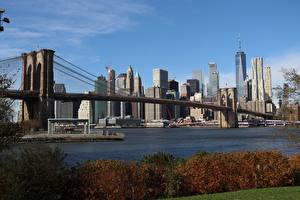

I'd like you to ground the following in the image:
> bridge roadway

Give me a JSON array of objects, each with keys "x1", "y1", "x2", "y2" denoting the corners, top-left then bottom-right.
[{"x1": 1, "y1": 89, "x2": 274, "y2": 118}]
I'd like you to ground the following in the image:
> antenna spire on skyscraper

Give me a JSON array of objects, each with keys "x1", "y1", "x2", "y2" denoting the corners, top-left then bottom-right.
[{"x1": 238, "y1": 33, "x2": 242, "y2": 51}]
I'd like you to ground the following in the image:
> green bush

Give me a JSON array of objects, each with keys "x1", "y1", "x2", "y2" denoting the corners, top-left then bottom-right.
[
  {"x1": 141, "y1": 152, "x2": 184, "y2": 198},
  {"x1": 0, "y1": 146, "x2": 68, "y2": 200},
  {"x1": 141, "y1": 152, "x2": 183, "y2": 167}
]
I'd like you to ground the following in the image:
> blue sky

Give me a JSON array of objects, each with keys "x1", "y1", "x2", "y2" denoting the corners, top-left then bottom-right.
[{"x1": 1, "y1": 0, "x2": 300, "y2": 92}]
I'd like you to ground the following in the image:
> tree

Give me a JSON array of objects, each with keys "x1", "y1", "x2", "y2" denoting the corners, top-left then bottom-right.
[
  {"x1": 280, "y1": 68, "x2": 300, "y2": 100},
  {"x1": 0, "y1": 68, "x2": 14, "y2": 122}
]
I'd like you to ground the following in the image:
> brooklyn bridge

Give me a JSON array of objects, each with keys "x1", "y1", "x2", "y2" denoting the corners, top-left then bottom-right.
[{"x1": 0, "y1": 49, "x2": 274, "y2": 129}]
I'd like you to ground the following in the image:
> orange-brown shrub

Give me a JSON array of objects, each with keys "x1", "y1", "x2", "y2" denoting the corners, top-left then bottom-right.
[
  {"x1": 63, "y1": 160, "x2": 169, "y2": 200},
  {"x1": 178, "y1": 151, "x2": 294, "y2": 195},
  {"x1": 289, "y1": 155, "x2": 300, "y2": 185}
]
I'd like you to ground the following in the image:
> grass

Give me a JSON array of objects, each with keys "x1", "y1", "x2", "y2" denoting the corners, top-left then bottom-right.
[{"x1": 167, "y1": 186, "x2": 300, "y2": 200}]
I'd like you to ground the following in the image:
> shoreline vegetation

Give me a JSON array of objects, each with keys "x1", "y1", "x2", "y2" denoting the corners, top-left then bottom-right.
[{"x1": 1, "y1": 147, "x2": 300, "y2": 200}]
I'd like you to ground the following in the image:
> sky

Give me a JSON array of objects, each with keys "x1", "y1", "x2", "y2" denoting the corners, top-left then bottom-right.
[{"x1": 1, "y1": 0, "x2": 300, "y2": 92}]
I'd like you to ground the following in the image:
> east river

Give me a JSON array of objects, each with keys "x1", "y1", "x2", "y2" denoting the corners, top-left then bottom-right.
[{"x1": 23, "y1": 127, "x2": 300, "y2": 163}]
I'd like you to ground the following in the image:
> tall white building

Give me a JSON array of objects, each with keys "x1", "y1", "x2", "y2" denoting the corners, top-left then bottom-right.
[
  {"x1": 54, "y1": 84, "x2": 73, "y2": 118},
  {"x1": 265, "y1": 66, "x2": 272, "y2": 100},
  {"x1": 251, "y1": 57, "x2": 265, "y2": 101}
]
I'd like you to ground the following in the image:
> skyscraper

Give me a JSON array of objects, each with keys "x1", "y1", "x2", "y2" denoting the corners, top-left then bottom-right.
[
  {"x1": 126, "y1": 65, "x2": 134, "y2": 94},
  {"x1": 145, "y1": 87, "x2": 167, "y2": 121},
  {"x1": 192, "y1": 69, "x2": 204, "y2": 93},
  {"x1": 153, "y1": 68, "x2": 168, "y2": 89},
  {"x1": 132, "y1": 72, "x2": 143, "y2": 119},
  {"x1": 168, "y1": 79, "x2": 179, "y2": 92},
  {"x1": 180, "y1": 83, "x2": 191, "y2": 98},
  {"x1": 264, "y1": 66, "x2": 272, "y2": 100},
  {"x1": 235, "y1": 45, "x2": 247, "y2": 100},
  {"x1": 94, "y1": 75, "x2": 107, "y2": 123},
  {"x1": 251, "y1": 57, "x2": 265, "y2": 101},
  {"x1": 187, "y1": 79, "x2": 199, "y2": 96},
  {"x1": 107, "y1": 68, "x2": 116, "y2": 117},
  {"x1": 116, "y1": 73, "x2": 127, "y2": 117},
  {"x1": 207, "y1": 62, "x2": 219, "y2": 97}
]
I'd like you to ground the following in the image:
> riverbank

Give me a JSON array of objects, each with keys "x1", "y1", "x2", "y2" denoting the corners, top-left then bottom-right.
[{"x1": 20, "y1": 133, "x2": 124, "y2": 143}]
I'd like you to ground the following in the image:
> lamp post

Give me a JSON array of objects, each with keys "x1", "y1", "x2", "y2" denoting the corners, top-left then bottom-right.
[{"x1": 0, "y1": 8, "x2": 10, "y2": 32}]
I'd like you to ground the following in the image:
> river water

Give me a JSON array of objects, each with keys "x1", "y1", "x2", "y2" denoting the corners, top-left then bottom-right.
[{"x1": 23, "y1": 127, "x2": 300, "y2": 163}]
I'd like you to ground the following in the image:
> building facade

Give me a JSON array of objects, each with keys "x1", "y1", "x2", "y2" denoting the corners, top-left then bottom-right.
[
  {"x1": 107, "y1": 68, "x2": 116, "y2": 117},
  {"x1": 192, "y1": 69, "x2": 204, "y2": 94},
  {"x1": 251, "y1": 57, "x2": 265, "y2": 101},
  {"x1": 235, "y1": 50, "x2": 247, "y2": 100},
  {"x1": 132, "y1": 72, "x2": 143, "y2": 119},
  {"x1": 180, "y1": 83, "x2": 191, "y2": 98},
  {"x1": 145, "y1": 87, "x2": 167, "y2": 121},
  {"x1": 207, "y1": 62, "x2": 219, "y2": 97},
  {"x1": 168, "y1": 79, "x2": 179, "y2": 92},
  {"x1": 94, "y1": 76, "x2": 107, "y2": 123},
  {"x1": 187, "y1": 79, "x2": 199, "y2": 96},
  {"x1": 265, "y1": 66, "x2": 272, "y2": 100},
  {"x1": 153, "y1": 68, "x2": 168, "y2": 89},
  {"x1": 54, "y1": 84, "x2": 73, "y2": 118},
  {"x1": 78, "y1": 100, "x2": 94, "y2": 123}
]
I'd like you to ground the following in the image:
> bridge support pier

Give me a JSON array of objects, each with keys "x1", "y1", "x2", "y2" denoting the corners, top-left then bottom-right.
[
  {"x1": 18, "y1": 49, "x2": 55, "y2": 130},
  {"x1": 218, "y1": 88, "x2": 238, "y2": 128}
]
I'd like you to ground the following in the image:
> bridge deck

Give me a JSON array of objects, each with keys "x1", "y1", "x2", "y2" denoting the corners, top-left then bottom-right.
[{"x1": 0, "y1": 89, "x2": 274, "y2": 117}]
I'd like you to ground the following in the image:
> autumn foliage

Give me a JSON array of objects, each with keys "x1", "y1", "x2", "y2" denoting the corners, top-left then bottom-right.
[
  {"x1": 178, "y1": 151, "x2": 294, "y2": 195},
  {"x1": 1, "y1": 148, "x2": 300, "y2": 199}
]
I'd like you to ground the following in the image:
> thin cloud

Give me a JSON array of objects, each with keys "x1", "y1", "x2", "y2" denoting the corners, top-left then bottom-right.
[
  {"x1": 0, "y1": 0, "x2": 152, "y2": 57},
  {"x1": 265, "y1": 51, "x2": 300, "y2": 87}
]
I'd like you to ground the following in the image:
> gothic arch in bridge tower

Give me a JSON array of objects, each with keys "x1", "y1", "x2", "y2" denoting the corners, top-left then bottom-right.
[
  {"x1": 18, "y1": 49, "x2": 55, "y2": 129},
  {"x1": 218, "y1": 88, "x2": 238, "y2": 128}
]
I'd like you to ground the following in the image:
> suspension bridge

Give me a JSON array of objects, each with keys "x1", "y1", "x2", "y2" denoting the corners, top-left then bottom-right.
[{"x1": 0, "y1": 49, "x2": 274, "y2": 129}]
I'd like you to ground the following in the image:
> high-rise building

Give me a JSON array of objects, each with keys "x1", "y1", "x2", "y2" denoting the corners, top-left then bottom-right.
[
  {"x1": 126, "y1": 66, "x2": 134, "y2": 116},
  {"x1": 235, "y1": 47, "x2": 247, "y2": 100},
  {"x1": 166, "y1": 90, "x2": 180, "y2": 120},
  {"x1": 132, "y1": 72, "x2": 143, "y2": 119},
  {"x1": 180, "y1": 83, "x2": 191, "y2": 98},
  {"x1": 54, "y1": 84, "x2": 73, "y2": 118},
  {"x1": 192, "y1": 69, "x2": 204, "y2": 93},
  {"x1": 207, "y1": 62, "x2": 219, "y2": 97},
  {"x1": 126, "y1": 65, "x2": 134, "y2": 94},
  {"x1": 145, "y1": 87, "x2": 167, "y2": 121},
  {"x1": 107, "y1": 68, "x2": 116, "y2": 117},
  {"x1": 153, "y1": 68, "x2": 168, "y2": 89},
  {"x1": 187, "y1": 79, "x2": 199, "y2": 96},
  {"x1": 251, "y1": 57, "x2": 265, "y2": 101},
  {"x1": 190, "y1": 92, "x2": 205, "y2": 121},
  {"x1": 168, "y1": 79, "x2": 179, "y2": 92},
  {"x1": 243, "y1": 77, "x2": 252, "y2": 101},
  {"x1": 116, "y1": 73, "x2": 128, "y2": 117},
  {"x1": 94, "y1": 76, "x2": 107, "y2": 123},
  {"x1": 265, "y1": 66, "x2": 272, "y2": 100}
]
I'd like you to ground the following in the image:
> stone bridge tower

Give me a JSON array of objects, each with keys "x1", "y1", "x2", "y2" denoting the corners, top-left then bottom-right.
[
  {"x1": 218, "y1": 88, "x2": 238, "y2": 128},
  {"x1": 18, "y1": 49, "x2": 55, "y2": 129}
]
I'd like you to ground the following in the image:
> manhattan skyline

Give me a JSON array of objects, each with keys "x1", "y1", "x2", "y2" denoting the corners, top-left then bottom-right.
[{"x1": 1, "y1": 0, "x2": 300, "y2": 89}]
